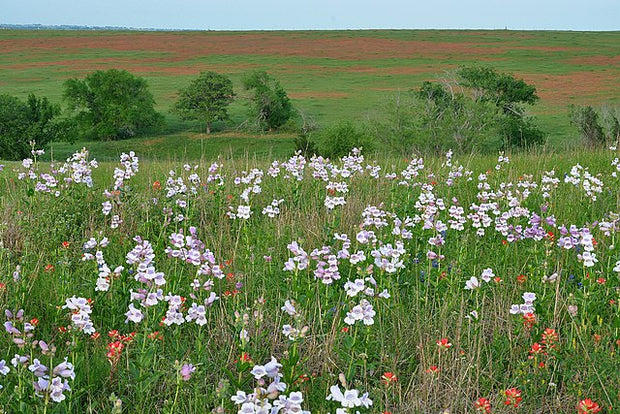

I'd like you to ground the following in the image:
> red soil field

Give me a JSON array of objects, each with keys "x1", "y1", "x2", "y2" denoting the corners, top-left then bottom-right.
[{"x1": 0, "y1": 32, "x2": 577, "y2": 62}]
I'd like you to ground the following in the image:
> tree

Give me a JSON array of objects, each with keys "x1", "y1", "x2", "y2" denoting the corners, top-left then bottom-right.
[
  {"x1": 173, "y1": 71, "x2": 234, "y2": 134},
  {"x1": 457, "y1": 66, "x2": 544, "y2": 148},
  {"x1": 243, "y1": 71, "x2": 293, "y2": 131},
  {"x1": 0, "y1": 93, "x2": 60, "y2": 160},
  {"x1": 63, "y1": 69, "x2": 163, "y2": 141},
  {"x1": 458, "y1": 66, "x2": 539, "y2": 116}
]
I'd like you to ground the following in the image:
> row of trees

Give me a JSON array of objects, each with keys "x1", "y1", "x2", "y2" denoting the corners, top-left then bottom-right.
[
  {"x1": 0, "y1": 69, "x2": 294, "y2": 159},
  {"x1": 1, "y1": 66, "x2": 615, "y2": 160}
]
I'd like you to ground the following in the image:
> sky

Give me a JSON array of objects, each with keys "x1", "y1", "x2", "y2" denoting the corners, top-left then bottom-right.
[{"x1": 2, "y1": 0, "x2": 619, "y2": 31}]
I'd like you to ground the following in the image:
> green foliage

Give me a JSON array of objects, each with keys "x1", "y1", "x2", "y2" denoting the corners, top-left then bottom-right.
[
  {"x1": 293, "y1": 132, "x2": 319, "y2": 157},
  {"x1": 172, "y1": 71, "x2": 235, "y2": 134},
  {"x1": 320, "y1": 120, "x2": 371, "y2": 158},
  {"x1": 458, "y1": 66, "x2": 545, "y2": 149},
  {"x1": 569, "y1": 104, "x2": 620, "y2": 147},
  {"x1": 63, "y1": 69, "x2": 164, "y2": 141},
  {"x1": 458, "y1": 66, "x2": 539, "y2": 116},
  {"x1": 372, "y1": 86, "x2": 498, "y2": 155},
  {"x1": 242, "y1": 70, "x2": 294, "y2": 132},
  {"x1": 0, "y1": 93, "x2": 60, "y2": 160},
  {"x1": 569, "y1": 105, "x2": 606, "y2": 147},
  {"x1": 498, "y1": 116, "x2": 545, "y2": 148}
]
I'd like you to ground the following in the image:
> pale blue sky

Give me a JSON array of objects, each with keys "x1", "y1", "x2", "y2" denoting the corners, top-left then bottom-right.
[{"x1": 3, "y1": 0, "x2": 619, "y2": 31}]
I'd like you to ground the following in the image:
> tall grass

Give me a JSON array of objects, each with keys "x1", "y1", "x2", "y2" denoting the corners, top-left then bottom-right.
[{"x1": 0, "y1": 147, "x2": 618, "y2": 413}]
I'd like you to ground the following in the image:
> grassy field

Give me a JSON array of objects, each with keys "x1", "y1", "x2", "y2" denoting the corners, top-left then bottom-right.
[
  {"x1": 1, "y1": 29, "x2": 619, "y2": 158},
  {"x1": 0, "y1": 146, "x2": 618, "y2": 412}
]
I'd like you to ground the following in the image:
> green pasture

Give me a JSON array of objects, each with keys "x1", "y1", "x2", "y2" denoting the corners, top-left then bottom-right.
[{"x1": 0, "y1": 29, "x2": 619, "y2": 158}]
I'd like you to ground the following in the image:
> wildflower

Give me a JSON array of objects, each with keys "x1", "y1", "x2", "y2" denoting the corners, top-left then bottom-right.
[
  {"x1": 568, "y1": 305, "x2": 578, "y2": 317},
  {"x1": 516, "y1": 274, "x2": 527, "y2": 284},
  {"x1": 480, "y1": 268, "x2": 494, "y2": 282},
  {"x1": 577, "y1": 399, "x2": 602, "y2": 414},
  {"x1": 326, "y1": 384, "x2": 372, "y2": 409},
  {"x1": 281, "y1": 300, "x2": 298, "y2": 316},
  {"x1": 504, "y1": 388, "x2": 522, "y2": 408},
  {"x1": 250, "y1": 356, "x2": 282, "y2": 380},
  {"x1": 528, "y1": 342, "x2": 546, "y2": 358},
  {"x1": 381, "y1": 372, "x2": 397, "y2": 385},
  {"x1": 436, "y1": 337, "x2": 452, "y2": 350},
  {"x1": 522, "y1": 312, "x2": 536, "y2": 329},
  {"x1": 180, "y1": 363, "x2": 196, "y2": 381},
  {"x1": 425, "y1": 365, "x2": 440, "y2": 373},
  {"x1": 53, "y1": 358, "x2": 75, "y2": 380},
  {"x1": 106, "y1": 341, "x2": 124, "y2": 365},
  {"x1": 541, "y1": 328, "x2": 558, "y2": 348},
  {"x1": 152, "y1": 180, "x2": 161, "y2": 191},
  {"x1": 474, "y1": 397, "x2": 491, "y2": 413},
  {"x1": 61, "y1": 241, "x2": 70, "y2": 249},
  {"x1": 465, "y1": 276, "x2": 481, "y2": 290},
  {"x1": 28, "y1": 358, "x2": 48, "y2": 378}
]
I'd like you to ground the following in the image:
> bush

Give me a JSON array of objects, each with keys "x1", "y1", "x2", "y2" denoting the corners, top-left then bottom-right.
[
  {"x1": 0, "y1": 93, "x2": 60, "y2": 160},
  {"x1": 64, "y1": 69, "x2": 164, "y2": 141},
  {"x1": 320, "y1": 121, "x2": 371, "y2": 159},
  {"x1": 570, "y1": 105, "x2": 608, "y2": 147},
  {"x1": 243, "y1": 71, "x2": 294, "y2": 132},
  {"x1": 499, "y1": 116, "x2": 546, "y2": 149}
]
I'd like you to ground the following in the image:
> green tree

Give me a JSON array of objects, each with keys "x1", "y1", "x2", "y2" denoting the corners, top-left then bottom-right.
[
  {"x1": 458, "y1": 66, "x2": 544, "y2": 148},
  {"x1": 63, "y1": 69, "x2": 163, "y2": 141},
  {"x1": 243, "y1": 70, "x2": 293, "y2": 131},
  {"x1": 458, "y1": 66, "x2": 539, "y2": 116},
  {"x1": 173, "y1": 71, "x2": 235, "y2": 134},
  {"x1": 0, "y1": 93, "x2": 60, "y2": 160}
]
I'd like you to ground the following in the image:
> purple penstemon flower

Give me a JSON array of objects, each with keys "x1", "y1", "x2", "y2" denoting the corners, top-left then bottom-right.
[{"x1": 180, "y1": 363, "x2": 196, "y2": 381}]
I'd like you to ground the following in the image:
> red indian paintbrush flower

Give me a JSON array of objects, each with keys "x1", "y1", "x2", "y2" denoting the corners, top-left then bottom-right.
[
  {"x1": 504, "y1": 388, "x2": 523, "y2": 408},
  {"x1": 436, "y1": 337, "x2": 452, "y2": 350},
  {"x1": 577, "y1": 398, "x2": 602, "y2": 414},
  {"x1": 474, "y1": 397, "x2": 491, "y2": 413}
]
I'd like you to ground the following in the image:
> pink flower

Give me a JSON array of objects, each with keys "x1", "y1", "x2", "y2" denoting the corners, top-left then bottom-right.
[{"x1": 180, "y1": 363, "x2": 196, "y2": 381}]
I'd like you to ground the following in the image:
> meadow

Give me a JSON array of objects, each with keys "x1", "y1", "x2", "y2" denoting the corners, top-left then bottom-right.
[
  {"x1": 1, "y1": 29, "x2": 620, "y2": 160},
  {"x1": 0, "y1": 145, "x2": 618, "y2": 413}
]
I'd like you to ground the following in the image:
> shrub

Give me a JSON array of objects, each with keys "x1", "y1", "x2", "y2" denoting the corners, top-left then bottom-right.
[
  {"x1": 570, "y1": 105, "x2": 609, "y2": 147},
  {"x1": 243, "y1": 71, "x2": 294, "y2": 132},
  {"x1": 63, "y1": 69, "x2": 164, "y2": 141},
  {"x1": 0, "y1": 93, "x2": 60, "y2": 160},
  {"x1": 320, "y1": 121, "x2": 371, "y2": 159}
]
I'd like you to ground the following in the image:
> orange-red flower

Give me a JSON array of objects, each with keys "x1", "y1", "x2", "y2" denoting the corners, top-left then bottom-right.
[
  {"x1": 474, "y1": 397, "x2": 491, "y2": 413},
  {"x1": 106, "y1": 341, "x2": 124, "y2": 364},
  {"x1": 381, "y1": 372, "x2": 398, "y2": 385},
  {"x1": 425, "y1": 365, "x2": 440, "y2": 374},
  {"x1": 577, "y1": 398, "x2": 602, "y2": 414},
  {"x1": 528, "y1": 342, "x2": 546, "y2": 358},
  {"x1": 436, "y1": 337, "x2": 452, "y2": 350},
  {"x1": 504, "y1": 388, "x2": 523, "y2": 408},
  {"x1": 541, "y1": 328, "x2": 558, "y2": 348},
  {"x1": 522, "y1": 312, "x2": 536, "y2": 329}
]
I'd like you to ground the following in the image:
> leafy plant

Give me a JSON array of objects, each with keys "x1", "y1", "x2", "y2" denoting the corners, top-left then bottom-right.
[
  {"x1": 243, "y1": 70, "x2": 294, "y2": 132},
  {"x1": 63, "y1": 69, "x2": 164, "y2": 141},
  {"x1": 172, "y1": 71, "x2": 235, "y2": 134},
  {"x1": 0, "y1": 93, "x2": 60, "y2": 160}
]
